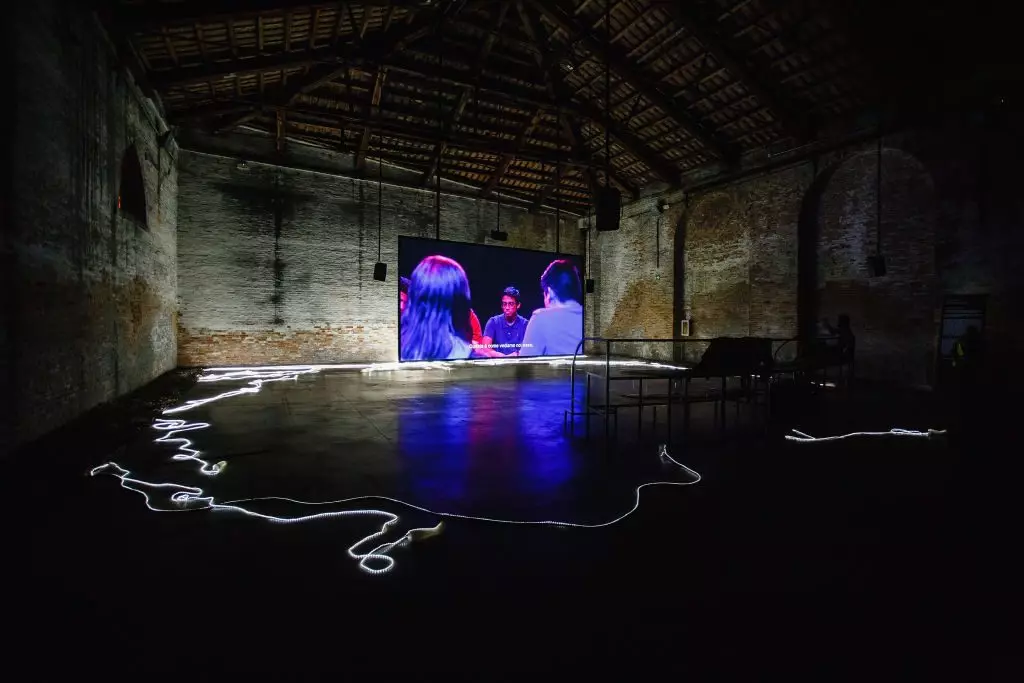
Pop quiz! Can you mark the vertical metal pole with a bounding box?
[605,339,611,437]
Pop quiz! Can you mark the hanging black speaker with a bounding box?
[585,279,595,294]
[373,262,387,282]
[595,187,621,232]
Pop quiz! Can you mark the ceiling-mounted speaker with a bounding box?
[489,229,508,242]
[595,187,621,232]
[373,262,387,282]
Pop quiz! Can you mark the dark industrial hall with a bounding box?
[3,0,1020,677]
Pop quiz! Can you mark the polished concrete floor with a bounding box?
[6,365,1019,677]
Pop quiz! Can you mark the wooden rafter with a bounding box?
[181,100,599,167]
[525,0,730,160]
[416,0,510,187]
[480,106,544,198]
[472,0,513,81]
[355,66,387,172]
[211,9,431,133]
[181,134,584,216]
[161,28,178,65]
[116,0,423,32]
[359,5,373,39]
[420,87,472,186]
[532,165,582,212]
[518,0,657,190]
[664,3,809,141]
[310,8,320,49]
[190,88,565,149]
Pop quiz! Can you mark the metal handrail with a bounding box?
[567,335,801,419]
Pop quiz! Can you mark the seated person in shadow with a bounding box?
[821,313,855,363]
[519,259,584,357]
[400,255,481,361]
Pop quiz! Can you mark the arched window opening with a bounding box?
[118,145,147,227]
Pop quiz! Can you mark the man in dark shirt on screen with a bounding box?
[481,286,528,356]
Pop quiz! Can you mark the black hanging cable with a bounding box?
[604,0,611,190]
[555,104,561,254]
[586,207,592,292]
[377,123,383,264]
[875,130,882,258]
[435,9,443,241]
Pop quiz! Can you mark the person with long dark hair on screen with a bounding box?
[400,255,475,361]
[519,259,583,357]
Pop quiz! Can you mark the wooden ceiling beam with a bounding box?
[147,3,436,90]
[115,0,428,32]
[420,87,472,186]
[180,135,581,216]
[569,92,679,186]
[480,105,544,198]
[180,87,567,146]
[223,104,602,167]
[356,66,388,171]
[532,165,581,212]
[525,0,730,161]
[168,54,576,122]
[664,3,810,141]
[309,8,321,49]
[471,0,513,81]
[197,8,431,132]
[517,1,638,198]
[451,17,540,57]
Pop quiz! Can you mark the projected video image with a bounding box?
[398,237,584,362]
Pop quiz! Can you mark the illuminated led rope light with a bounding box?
[89,462,438,574]
[92,364,701,575]
[197,357,689,377]
[91,444,698,575]
[785,428,947,443]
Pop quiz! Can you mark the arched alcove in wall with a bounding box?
[800,146,939,386]
[118,144,147,227]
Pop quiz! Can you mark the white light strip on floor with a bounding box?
[91,445,699,575]
[197,357,689,376]
[90,365,701,575]
[785,428,947,443]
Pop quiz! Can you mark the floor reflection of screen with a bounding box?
[398,237,584,362]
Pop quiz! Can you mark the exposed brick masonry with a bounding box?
[587,117,1023,387]
[176,148,583,366]
[4,1,178,454]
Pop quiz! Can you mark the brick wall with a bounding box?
[585,192,684,360]
[813,145,939,387]
[680,164,808,362]
[176,143,583,366]
[586,114,1023,388]
[3,1,178,454]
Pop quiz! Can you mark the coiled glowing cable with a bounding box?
[91,367,700,575]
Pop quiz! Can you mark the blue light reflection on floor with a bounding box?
[396,379,578,516]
